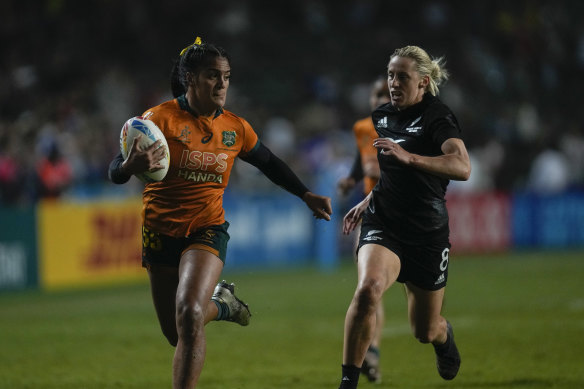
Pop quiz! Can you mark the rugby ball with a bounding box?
[119,116,170,183]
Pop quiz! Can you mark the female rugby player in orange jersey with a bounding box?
[108,37,332,389]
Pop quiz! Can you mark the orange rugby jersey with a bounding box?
[140,96,259,237]
[353,117,379,194]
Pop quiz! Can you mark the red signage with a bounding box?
[447,192,511,253]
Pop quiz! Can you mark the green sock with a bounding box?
[212,299,230,321]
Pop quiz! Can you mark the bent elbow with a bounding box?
[450,164,471,181]
[459,165,471,181]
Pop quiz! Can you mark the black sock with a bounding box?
[339,364,361,389]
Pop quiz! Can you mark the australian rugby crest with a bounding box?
[222,130,236,147]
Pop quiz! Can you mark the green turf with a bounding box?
[1,251,583,388]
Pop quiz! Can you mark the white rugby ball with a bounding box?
[120,116,170,183]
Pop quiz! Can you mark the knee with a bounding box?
[175,300,205,339]
[353,278,384,315]
[412,324,441,344]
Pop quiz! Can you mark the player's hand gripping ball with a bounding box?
[119,116,170,182]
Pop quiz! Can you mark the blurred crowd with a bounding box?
[1,0,583,206]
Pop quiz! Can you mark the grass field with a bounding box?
[1,250,583,388]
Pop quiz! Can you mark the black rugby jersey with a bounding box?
[367,93,461,244]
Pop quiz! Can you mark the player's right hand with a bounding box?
[122,135,166,175]
[342,195,371,235]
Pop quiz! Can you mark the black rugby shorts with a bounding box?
[358,221,451,291]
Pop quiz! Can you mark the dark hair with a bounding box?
[170,40,230,97]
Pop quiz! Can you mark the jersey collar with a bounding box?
[379,93,435,117]
[177,95,224,118]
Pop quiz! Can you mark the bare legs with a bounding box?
[342,244,400,366]
[342,243,449,370]
[370,305,384,350]
[404,282,448,345]
[351,228,385,359]
[147,249,223,389]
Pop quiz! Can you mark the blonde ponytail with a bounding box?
[390,46,449,96]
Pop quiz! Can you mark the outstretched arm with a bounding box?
[241,142,332,221]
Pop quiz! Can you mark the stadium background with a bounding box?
[0,1,583,388]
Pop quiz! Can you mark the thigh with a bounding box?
[147,264,179,342]
[176,249,224,309]
[142,226,183,268]
[148,265,179,309]
[356,243,401,291]
[183,222,230,263]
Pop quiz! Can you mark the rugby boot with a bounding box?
[361,347,381,383]
[434,321,461,380]
[212,280,251,326]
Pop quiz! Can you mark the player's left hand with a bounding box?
[302,192,332,221]
[373,137,411,165]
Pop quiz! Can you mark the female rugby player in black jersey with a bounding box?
[338,46,471,389]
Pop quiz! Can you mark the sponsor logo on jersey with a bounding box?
[180,150,228,173]
[377,116,388,128]
[177,170,223,183]
[222,131,236,147]
[434,273,445,285]
[178,150,228,183]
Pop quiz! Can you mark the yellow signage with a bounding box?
[38,199,146,290]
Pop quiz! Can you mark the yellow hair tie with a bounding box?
[179,36,203,56]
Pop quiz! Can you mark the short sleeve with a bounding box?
[239,117,260,156]
[431,112,462,147]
